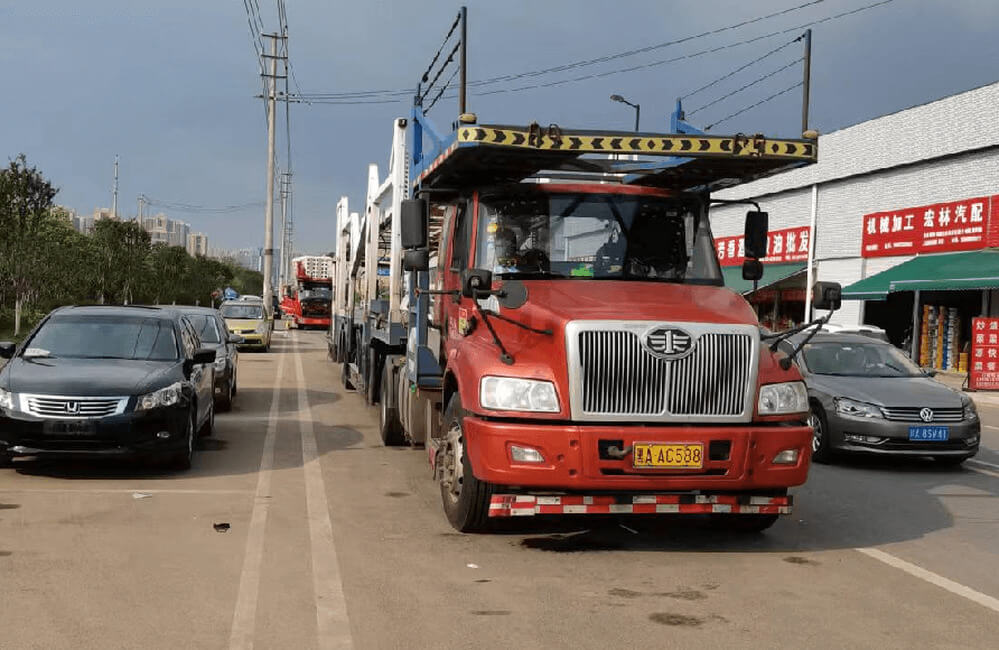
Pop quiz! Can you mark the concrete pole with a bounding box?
[804,183,818,322]
[262,36,278,316]
[111,155,119,219]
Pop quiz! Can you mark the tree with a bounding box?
[91,219,151,304]
[0,155,59,334]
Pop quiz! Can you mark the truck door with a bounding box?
[429,200,471,357]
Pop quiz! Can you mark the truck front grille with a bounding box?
[567,321,758,423]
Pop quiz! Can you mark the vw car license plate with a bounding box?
[908,426,949,441]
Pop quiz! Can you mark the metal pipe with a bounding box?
[801,29,812,135]
[459,6,467,115]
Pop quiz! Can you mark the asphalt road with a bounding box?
[2,330,998,649]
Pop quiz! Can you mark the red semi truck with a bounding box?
[281,255,334,329]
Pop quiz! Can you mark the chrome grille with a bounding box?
[23,395,127,419]
[881,407,963,423]
[569,321,758,422]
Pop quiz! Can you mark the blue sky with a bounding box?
[2,0,997,254]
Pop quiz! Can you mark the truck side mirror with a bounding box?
[401,198,428,249]
[744,210,769,259]
[462,268,493,299]
[813,281,842,311]
[403,248,429,272]
[742,259,763,281]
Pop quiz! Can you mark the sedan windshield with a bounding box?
[475,193,721,283]
[802,342,924,377]
[220,304,264,319]
[26,316,179,361]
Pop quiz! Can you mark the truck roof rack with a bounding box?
[413,123,816,193]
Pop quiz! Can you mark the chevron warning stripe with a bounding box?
[456,126,816,160]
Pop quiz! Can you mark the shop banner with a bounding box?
[970,317,999,391]
[861,194,999,258]
[716,225,810,267]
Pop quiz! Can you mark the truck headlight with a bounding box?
[480,376,559,413]
[137,382,183,411]
[834,397,883,419]
[0,387,15,411]
[758,382,808,415]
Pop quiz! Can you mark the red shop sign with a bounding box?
[861,195,999,258]
[716,225,810,267]
[970,317,999,391]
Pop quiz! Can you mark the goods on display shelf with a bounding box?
[917,304,963,371]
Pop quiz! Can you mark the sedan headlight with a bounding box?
[962,398,978,421]
[137,381,184,411]
[213,353,227,372]
[255,322,269,334]
[834,397,884,419]
[758,382,808,415]
[0,387,15,411]
[480,376,559,413]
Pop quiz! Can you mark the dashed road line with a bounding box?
[294,334,353,649]
[228,340,287,650]
[856,547,999,614]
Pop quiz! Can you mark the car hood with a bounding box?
[3,357,178,396]
[805,374,964,408]
[511,280,758,326]
[225,319,265,330]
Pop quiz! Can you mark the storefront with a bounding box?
[716,226,810,330]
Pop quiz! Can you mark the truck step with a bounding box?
[488,494,792,518]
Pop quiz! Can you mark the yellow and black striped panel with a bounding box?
[456,126,816,161]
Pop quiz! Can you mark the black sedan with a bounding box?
[784,333,980,465]
[174,306,240,411]
[0,305,216,470]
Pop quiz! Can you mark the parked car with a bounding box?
[784,333,980,465]
[219,299,272,351]
[0,305,216,470]
[174,306,240,411]
[819,323,890,342]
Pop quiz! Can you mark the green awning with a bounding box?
[722,262,807,295]
[842,249,999,300]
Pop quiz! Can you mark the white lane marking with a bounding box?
[294,334,353,649]
[228,341,287,650]
[983,425,999,431]
[856,548,999,614]
[966,463,999,479]
[0,488,252,495]
[967,458,999,471]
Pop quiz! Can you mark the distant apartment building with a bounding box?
[187,232,209,257]
[142,213,190,248]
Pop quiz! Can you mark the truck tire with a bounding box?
[379,363,405,446]
[439,393,493,533]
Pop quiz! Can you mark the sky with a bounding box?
[2,0,998,255]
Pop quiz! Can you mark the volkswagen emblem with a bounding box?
[65,401,80,415]
[644,327,693,358]
[919,407,934,423]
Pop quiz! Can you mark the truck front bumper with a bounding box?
[462,416,812,492]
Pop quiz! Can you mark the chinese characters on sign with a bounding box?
[715,225,811,267]
[861,195,999,258]
[970,317,999,391]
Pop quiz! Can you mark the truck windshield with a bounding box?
[476,192,722,283]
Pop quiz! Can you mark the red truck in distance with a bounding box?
[281,255,334,330]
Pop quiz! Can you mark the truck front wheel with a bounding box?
[439,394,493,533]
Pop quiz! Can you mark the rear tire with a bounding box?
[439,393,493,532]
[379,363,405,446]
[218,373,234,412]
[808,403,833,464]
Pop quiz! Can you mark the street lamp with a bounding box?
[610,94,640,132]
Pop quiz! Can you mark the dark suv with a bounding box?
[174,306,240,411]
[0,305,216,470]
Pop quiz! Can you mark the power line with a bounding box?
[291,0,894,106]
[688,56,803,116]
[140,196,266,214]
[704,82,803,130]
[682,38,798,100]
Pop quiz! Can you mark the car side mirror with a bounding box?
[462,268,493,299]
[193,348,216,365]
[228,334,244,344]
[401,198,428,249]
[403,248,429,271]
[742,259,763,282]
[0,341,15,359]
[813,281,842,311]
[744,210,769,259]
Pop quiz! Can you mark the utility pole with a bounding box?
[801,28,812,136]
[261,34,283,316]
[279,172,290,293]
[137,196,144,224]
[111,154,119,219]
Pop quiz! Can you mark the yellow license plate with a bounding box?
[633,443,704,469]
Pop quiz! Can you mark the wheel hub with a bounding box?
[440,423,464,503]
[808,413,822,452]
